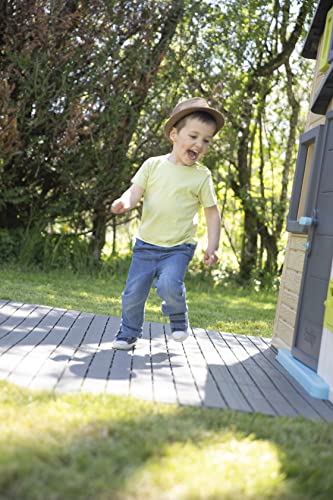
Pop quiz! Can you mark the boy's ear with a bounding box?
[169,127,177,142]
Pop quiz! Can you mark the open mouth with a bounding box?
[187,149,198,162]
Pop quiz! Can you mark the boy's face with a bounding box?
[169,117,216,166]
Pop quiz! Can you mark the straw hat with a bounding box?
[164,97,224,139]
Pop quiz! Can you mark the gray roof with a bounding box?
[302,0,333,59]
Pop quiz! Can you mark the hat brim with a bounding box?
[164,106,224,139]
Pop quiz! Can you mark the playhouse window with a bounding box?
[319,5,333,73]
[329,19,333,65]
[287,126,324,234]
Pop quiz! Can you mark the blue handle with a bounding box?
[299,216,313,226]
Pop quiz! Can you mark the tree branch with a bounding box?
[255,0,311,78]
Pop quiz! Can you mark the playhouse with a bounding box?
[273,0,333,401]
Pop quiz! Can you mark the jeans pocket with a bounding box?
[133,238,147,252]
[184,243,196,259]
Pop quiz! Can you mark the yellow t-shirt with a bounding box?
[131,155,217,247]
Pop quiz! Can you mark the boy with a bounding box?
[111,97,224,350]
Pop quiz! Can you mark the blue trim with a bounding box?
[276,349,329,399]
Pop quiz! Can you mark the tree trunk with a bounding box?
[236,99,259,280]
[112,216,117,256]
[258,223,279,275]
[240,209,258,281]
[90,205,107,263]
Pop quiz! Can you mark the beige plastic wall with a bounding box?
[272,37,332,349]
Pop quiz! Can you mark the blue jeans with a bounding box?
[117,239,196,340]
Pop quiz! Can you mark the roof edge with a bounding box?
[302,0,333,59]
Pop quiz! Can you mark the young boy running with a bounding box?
[111,97,224,350]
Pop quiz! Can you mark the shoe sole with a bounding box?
[172,332,190,342]
[112,342,136,350]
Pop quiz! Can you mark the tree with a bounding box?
[0,0,184,260]
[170,0,316,280]
[133,0,315,280]
[0,0,316,279]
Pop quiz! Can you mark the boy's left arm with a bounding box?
[204,205,221,266]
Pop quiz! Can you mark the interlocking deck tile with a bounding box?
[1,300,333,421]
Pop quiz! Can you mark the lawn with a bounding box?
[1,265,333,499]
[1,381,333,499]
[0,265,277,337]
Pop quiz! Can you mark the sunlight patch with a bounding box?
[126,435,284,499]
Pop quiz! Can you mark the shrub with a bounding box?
[0,229,22,263]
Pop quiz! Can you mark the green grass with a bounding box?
[1,381,333,500]
[0,264,333,499]
[0,265,277,337]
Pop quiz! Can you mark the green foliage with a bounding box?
[0,0,317,279]
[188,253,281,292]
[20,231,94,273]
[0,228,94,272]
[0,229,21,263]
[0,0,184,252]
[129,0,316,280]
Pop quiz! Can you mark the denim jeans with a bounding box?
[117,238,196,340]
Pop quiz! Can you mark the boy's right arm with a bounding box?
[111,184,144,214]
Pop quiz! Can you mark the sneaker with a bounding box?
[112,337,137,350]
[172,328,190,343]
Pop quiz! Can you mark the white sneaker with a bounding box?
[172,328,190,342]
[112,337,137,350]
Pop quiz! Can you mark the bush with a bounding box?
[0,228,95,273]
[187,254,239,287]
[187,253,280,291]
[0,228,135,277]
[23,231,96,272]
[0,229,22,263]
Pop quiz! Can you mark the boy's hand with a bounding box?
[111,198,129,214]
[111,185,144,215]
[204,248,219,266]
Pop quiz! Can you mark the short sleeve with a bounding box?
[131,159,151,190]
[198,173,217,207]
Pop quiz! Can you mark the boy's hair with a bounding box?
[173,111,217,133]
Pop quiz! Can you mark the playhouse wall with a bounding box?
[318,273,333,403]
[272,36,333,349]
